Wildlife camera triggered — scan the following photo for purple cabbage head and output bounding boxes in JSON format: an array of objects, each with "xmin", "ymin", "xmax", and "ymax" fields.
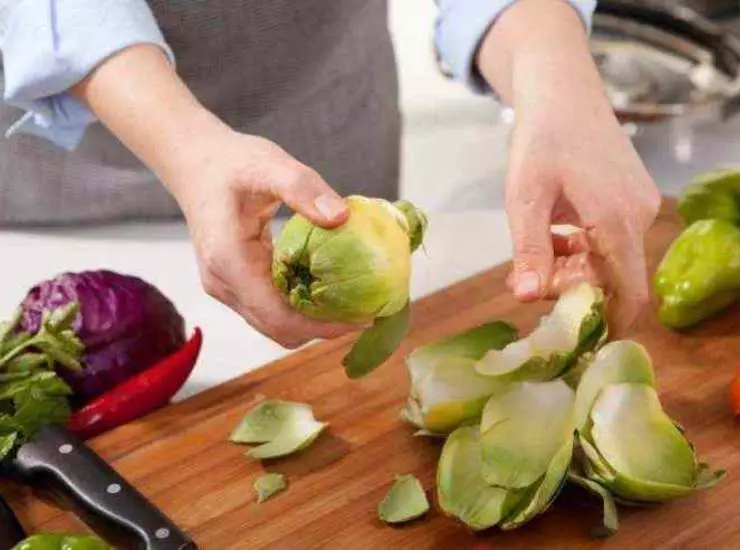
[{"xmin": 19, "ymin": 270, "xmax": 186, "ymax": 406}]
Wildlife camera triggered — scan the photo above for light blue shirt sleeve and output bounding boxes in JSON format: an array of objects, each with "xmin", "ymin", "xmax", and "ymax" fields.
[
  {"xmin": 434, "ymin": 0, "xmax": 597, "ymax": 96},
  {"xmin": 0, "ymin": 0, "xmax": 175, "ymax": 151}
]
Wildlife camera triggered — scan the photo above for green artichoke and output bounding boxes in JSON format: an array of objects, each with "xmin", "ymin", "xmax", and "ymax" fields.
[
  {"xmin": 273, "ymin": 195, "xmax": 426, "ymax": 323},
  {"xmin": 654, "ymin": 218, "xmax": 740, "ymax": 329},
  {"xmin": 272, "ymin": 195, "xmax": 428, "ymax": 378},
  {"xmin": 400, "ymin": 321, "xmax": 518, "ymax": 434},
  {"xmin": 474, "ymin": 282, "xmax": 606, "ymax": 382}
]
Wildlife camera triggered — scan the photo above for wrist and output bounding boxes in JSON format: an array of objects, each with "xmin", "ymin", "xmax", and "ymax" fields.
[
  {"xmin": 477, "ymin": 0, "xmax": 611, "ymax": 118},
  {"xmin": 71, "ymin": 44, "xmax": 233, "ymax": 195},
  {"xmin": 147, "ymin": 105, "xmax": 233, "ymax": 196}
]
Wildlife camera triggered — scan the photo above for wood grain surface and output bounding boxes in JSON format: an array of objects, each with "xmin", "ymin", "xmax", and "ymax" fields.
[{"xmin": 4, "ymin": 199, "xmax": 740, "ymax": 550}]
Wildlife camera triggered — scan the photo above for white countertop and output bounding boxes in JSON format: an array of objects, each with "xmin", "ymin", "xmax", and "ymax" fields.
[{"xmin": 0, "ymin": 210, "xmax": 513, "ymax": 401}]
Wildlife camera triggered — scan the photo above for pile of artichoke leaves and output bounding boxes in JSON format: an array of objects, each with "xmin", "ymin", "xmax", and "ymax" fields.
[{"xmin": 402, "ymin": 282, "xmax": 724, "ymax": 537}]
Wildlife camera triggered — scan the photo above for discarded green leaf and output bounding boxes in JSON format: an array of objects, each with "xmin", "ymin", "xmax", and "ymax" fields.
[
  {"xmin": 254, "ymin": 473, "xmax": 287, "ymax": 503},
  {"xmin": 437, "ymin": 425, "xmax": 521, "ymax": 531},
  {"xmin": 401, "ymin": 321, "xmax": 517, "ymax": 434},
  {"xmin": 229, "ymin": 400, "xmax": 327, "ymax": 460},
  {"xmin": 567, "ymin": 472, "xmax": 619, "ymax": 538},
  {"xmin": 480, "ymin": 380, "xmax": 575, "ymax": 489},
  {"xmin": 378, "ymin": 474, "xmax": 429, "ymax": 524},
  {"xmin": 573, "ymin": 340, "xmax": 655, "ymax": 430},
  {"xmin": 475, "ymin": 283, "xmax": 606, "ymax": 382},
  {"xmin": 342, "ymin": 301, "xmax": 411, "ymax": 379}
]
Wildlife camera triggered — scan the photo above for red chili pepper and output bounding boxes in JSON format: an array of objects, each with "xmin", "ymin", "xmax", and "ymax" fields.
[{"xmin": 67, "ymin": 327, "xmax": 203, "ymax": 440}]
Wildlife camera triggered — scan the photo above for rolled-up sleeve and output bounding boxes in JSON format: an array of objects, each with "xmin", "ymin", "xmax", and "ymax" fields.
[
  {"xmin": 0, "ymin": 0, "xmax": 175, "ymax": 150},
  {"xmin": 434, "ymin": 0, "xmax": 597, "ymax": 95}
]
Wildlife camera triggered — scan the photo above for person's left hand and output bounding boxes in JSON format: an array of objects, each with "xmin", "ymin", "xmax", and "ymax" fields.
[
  {"xmin": 472, "ymin": 0, "xmax": 663, "ymax": 337},
  {"xmin": 502, "ymin": 97, "xmax": 662, "ymax": 336}
]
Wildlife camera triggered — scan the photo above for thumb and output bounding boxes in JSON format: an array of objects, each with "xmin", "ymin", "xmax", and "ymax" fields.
[
  {"xmin": 275, "ymin": 163, "xmax": 349, "ymax": 229},
  {"xmin": 507, "ymin": 192, "xmax": 556, "ymax": 302}
]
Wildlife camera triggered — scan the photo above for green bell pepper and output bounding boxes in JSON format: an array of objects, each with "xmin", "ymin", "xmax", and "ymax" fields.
[
  {"xmin": 654, "ymin": 219, "xmax": 740, "ymax": 329},
  {"xmin": 678, "ymin": 168, "xmax": 740, "ymax": 226},
  {"xmin": 11, "ymin": 534, "xmax": 109, "ymax": 550}
]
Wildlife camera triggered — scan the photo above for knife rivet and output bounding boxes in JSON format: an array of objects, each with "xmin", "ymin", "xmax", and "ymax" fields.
[
  {"xmin": 58, "ymin": 444, "xmax": 73, "ymax": 454},
  {"xmin": 155, "ymin": 528, "xmax": 170, "ymax": 539},
  {"xmin": 107, "ymin": 483, "xmax": 121, "ymax": 494}
]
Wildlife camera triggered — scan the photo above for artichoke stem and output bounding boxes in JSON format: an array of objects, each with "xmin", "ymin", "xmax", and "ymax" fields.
[{"xmin": 394, "ymin": 200, "xmax": 428, "ymax": 252}]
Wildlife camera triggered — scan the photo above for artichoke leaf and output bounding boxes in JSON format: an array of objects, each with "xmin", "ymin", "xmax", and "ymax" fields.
[
  {"xmin": 229, "ymin": 400, "xmax": 327, "ymax": 460},
  {"xmin": 577, "ymin": 431, "xmax": 617, "ymax": 483},
  {"xmin": 567, "ymin": 472, "xmax": 619, "ymax": 539},
  {"xmin": 437, "ymin": 425, "xmax": 525, "ymax": 531},
  {"xmin": 254, "ymin": 473, "xmax": 287, "ymax": 503},
  {"xmin": 695, "ymin": 462, "xmax": 727, "ymax": 490},
  {"xmin": 573, "ymin": 340, "xmax": 655, "ymax": 431},
  {"xmin": 377, "ymin": 474, "xmax": 430, "ymax": 524},
  {"xmin": 500, "ymin": 437, "xmax": 575, "ymax": 530},
  {"xmin": 588, "ymin": 383, "xmax": 705, "ymax": 501},
  {"xmin": 401, "ymin": 321, "xmax": 517, "ymax": 433},
  {"xmin": 480, "ymin": 380, "xmax": 575, "ymax": 489},
  {"xmin": 475, "ymin": 283, "xmax": 605, "ymax": 382},
  {"xmin": 342, "ymin": 301, "xmax": 410, "ymax": 379}
]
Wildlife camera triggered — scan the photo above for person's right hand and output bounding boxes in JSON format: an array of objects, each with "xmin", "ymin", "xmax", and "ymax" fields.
[
  {"xmin": 165, "ymin": 126, "xmax": 359, "ymax": 348},
  {"xmin": 70, "ymin": 44, "xmax": 357, "ymax": 348}
]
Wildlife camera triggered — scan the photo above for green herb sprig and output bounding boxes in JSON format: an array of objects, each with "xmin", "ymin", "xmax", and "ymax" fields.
[{"xmin": 0, "ymin": 303, "xmax": 84, "ymax": 460}]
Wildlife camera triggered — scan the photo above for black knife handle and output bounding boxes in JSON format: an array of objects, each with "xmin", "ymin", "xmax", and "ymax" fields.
[{"xmin": 12, "ymin": 426, "xmax": 196, "ymax": 550}]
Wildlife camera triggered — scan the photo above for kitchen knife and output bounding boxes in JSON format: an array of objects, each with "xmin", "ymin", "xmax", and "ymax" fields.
[
  {"xmin": 0, "ymin": 493, "xmax": 26, "ymax": 550},
  {"xmin": 5, "ymin": 425, "xmax": 196, "ymax": 550}
]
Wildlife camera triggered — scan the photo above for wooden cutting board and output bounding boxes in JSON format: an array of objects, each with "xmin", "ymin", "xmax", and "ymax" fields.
[{"xmin": 4, "ymin": 199, "xmax": 740, "ymax": 550}]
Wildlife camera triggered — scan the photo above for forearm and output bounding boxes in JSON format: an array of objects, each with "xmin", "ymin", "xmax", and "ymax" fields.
[
  {"xmin": 476, "ymin": 0, "xmax": 613, "ymax": 122},
  {"xmin": 70, "ymin": 44, "xmax": 227, "ymax": 193}
]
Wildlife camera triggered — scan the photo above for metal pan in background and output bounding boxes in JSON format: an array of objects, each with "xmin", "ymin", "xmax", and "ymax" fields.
[{"xmin": 592, "ymin": 0, "xmax": 740, "ymax": 124}]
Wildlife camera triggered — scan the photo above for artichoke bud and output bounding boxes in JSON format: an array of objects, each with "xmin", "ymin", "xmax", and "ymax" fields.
[{"xmin": 272, "ymin": 196, "xmax": 427, "ymax": 324}]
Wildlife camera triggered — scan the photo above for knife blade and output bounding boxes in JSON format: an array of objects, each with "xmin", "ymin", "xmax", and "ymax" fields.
[{"xmin": 6, "ymin": 425, "xmax": 196, "ymax": 550}]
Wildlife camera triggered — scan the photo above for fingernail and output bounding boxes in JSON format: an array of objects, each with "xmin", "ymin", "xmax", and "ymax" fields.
[
  {"xmin": 314, "ymin": 195, "xmax": 346, "ymax": 220},
  {"xmin": 515, "ymin": 271, "xmax": 540, "ymax": 298}
]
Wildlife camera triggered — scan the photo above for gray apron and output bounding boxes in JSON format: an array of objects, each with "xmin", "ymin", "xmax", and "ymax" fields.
[{"xmin": 0, "ymin": 0, "xmax": 401, "ymax": 226}]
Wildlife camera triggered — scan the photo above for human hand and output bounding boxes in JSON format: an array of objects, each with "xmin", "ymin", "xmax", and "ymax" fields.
[
  {"xmin": 474, "ymin": 0, "xmax": 662, "ymax": 336},
  {"xmin": 167, "ymin": 126, "xmax": 359, "ymax": 348},
  {"xmin": 503, "ymin": 99, "xmax": 661, "ymax": 336},
  {"xmin": 71, "ymin": 44, "xmax": 357, "ymax": 348}
]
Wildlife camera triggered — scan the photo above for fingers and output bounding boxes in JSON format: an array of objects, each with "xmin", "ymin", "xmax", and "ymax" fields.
[
  {"xmin": 586, "ymin": 220, "xmax": 649, "ymax": 337},
  {"xmin": 506, "ymin": 232, "xmax": 599, "ymax": 298},
  {"xmin": 272, "ymin": 162, "xmax": 349, "ymax": 229},
  {"xmin": 552, "ymin": 231, "xmax": 589, "ymax": 256},
  {"xmin": 506, "ymin": 186, "xmax": 558, "ymax": 302},
  {"xmin": 198, "ymin": 208, "xmax": 358, "ymax": 349},
  {"xmin": 547, "ymin": 253, "xmax": 605, "ymax": 299}
]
